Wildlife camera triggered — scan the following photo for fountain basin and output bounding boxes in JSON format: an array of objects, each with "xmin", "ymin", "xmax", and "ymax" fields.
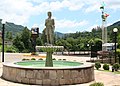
[
  {"xmin": 14, "ymin": 60, "xmax": 83, "ymax": 67},
  {"xmin": 2, "ymin": 61, "xmax": 94, "ymax": 85}
]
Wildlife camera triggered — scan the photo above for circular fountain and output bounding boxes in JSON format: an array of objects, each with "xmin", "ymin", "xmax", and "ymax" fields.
[
  {"xmin": 2, "ymin": 45, "xmax": 94, "ymax": 85},
  {"xmin": 2, "ymin": 61, "xmax": 94, "ymax": 85},
  {"xmin": 2, "ymin": 12, "xmax": 94, "ymax": 85}
]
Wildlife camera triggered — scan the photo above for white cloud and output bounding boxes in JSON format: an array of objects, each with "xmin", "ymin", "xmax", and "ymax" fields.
[
  {"xmin": 56, "ymin": 19, "xmax": 88, "ymax": 29},
  {"xmin": 88, "ymin": 24, "xmax": 99, "ymax": 32},
  {"xmin": 107, "ymin": 1, "xmax": 120, "ymax": 10},
  {"xmin": 0, "ymin": 0, "xmax": 34, "ymax": 24},
  {"xmin": 62, "ymin": 0, "xmax": 84, "ymax": 11},
  {"xmin": 64, "ymin": 30, "xmax": 76, "ymax": 33},
  {"xmin": 0, "ymin": 0, "xmax": 119, "ymax": 26},
  {"xmin": 84, "ymin": 0, "xmax": 120, "ymax": 12},
  {"xmin": 85, "ymin": 3, "xmax": 100, "ymax": 13}
]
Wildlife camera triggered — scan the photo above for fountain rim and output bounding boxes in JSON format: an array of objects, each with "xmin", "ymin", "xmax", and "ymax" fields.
[{"xmin": 3, "ymin": 61, "xmax": 94, "ymax": 70}]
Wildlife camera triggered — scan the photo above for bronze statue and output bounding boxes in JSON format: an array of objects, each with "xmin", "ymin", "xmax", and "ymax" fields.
[{"xmin": 44, "ymin": 11, "xmax": 55, "ymax": 45}]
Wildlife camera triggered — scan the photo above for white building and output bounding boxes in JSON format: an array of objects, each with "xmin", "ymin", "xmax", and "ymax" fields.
[{"xmin": 102, "ymin": 43, "xmax": 117, "ymax": 51}]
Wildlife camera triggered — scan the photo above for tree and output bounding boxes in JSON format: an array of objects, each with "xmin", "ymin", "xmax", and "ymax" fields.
[
  {"xmin": 118, "ymin": 32, "xmax": 120, "ymax": 48},
  {"xmin": 41, "ymin": 29, "xmax": 47, "ymax": 45},
  {"xmin": 13, "ymin": 27, "xmax": 33, "ymax": 52},
  {"xmin": 21, "ymin": 27, "xmax": 32, "ymax": 51},
  {"xmin": 6, "ymin": 31, "xmax": 12, "ymax": 40},
  {"xmin": 94, "ymin": 38, "xmax": 102, "ymax": 51},
  {"xmin": 36, "ymin": 37, "xmax": 42, "ymax": 46},
  {"xmin": 13, "ymin": 34, "xmax": 25, "ymax": 52}
]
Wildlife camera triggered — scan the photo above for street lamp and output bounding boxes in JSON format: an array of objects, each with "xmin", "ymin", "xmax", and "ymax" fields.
[
  {"xmin": 2, "ymin": 20, "xmax": 6, "ymax": 62},
  {"xmin": 31, "ymin": 24, "xmax": 39, "ymax": 55},
  {"xmin": 87, "ymin": 44, "xmax": 90, "ymax": 54},
  {"xmin": 113, "ymin": 28, "xmax": 118, "ymax": 63}
]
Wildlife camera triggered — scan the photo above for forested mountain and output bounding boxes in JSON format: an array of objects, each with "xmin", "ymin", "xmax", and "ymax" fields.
[
  {"xmin": 0, "ymin": 19, "xmax": 24, "ymax": 36},
  {"xmin": 0, "ymin": 18, "xmax": 120, "ymax": 52},
  {"xmin": 55, "ymin": 32, "xmax": 64, "ymax": 38},
  {"xmin": 0, "ymin": 18, "xmax": 120, "ymax": 40},
  {"xmin": 110, "ymin": 21, "xmax": 120, "ymax": 27}
]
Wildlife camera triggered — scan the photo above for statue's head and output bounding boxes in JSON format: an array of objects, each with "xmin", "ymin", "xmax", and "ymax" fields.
[{"xmin": 47, "ymin": 11, "xmax": 52, "ymax": 18}]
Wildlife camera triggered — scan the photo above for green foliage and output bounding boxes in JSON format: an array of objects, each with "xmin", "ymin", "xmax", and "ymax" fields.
[
  {"xmin": 13, "ymin": 27, "xmax": 33, "ymax": 53},
  {"xmin": 55, "ymin": 31, "xmax": 102, "ymax": 51},
  {"xmin": 0, "ymin": 21, "xmax": 24, "ymax": 36},
  {"xmin": 94, "ymin": 38, "xmax": 102, "ymax": 51},
  {"xmin": 4, "ymin": 46, "xmax": 18, "ymax": 53},
  {"xmin": 22, "ymin": 58, "xmax": 30, "ymax": 61},
  {"xmin": 58, "ymin": 59, "xmax": 62, "ymax": 60},
  {"xmin": 89, "ymin": 82, "xmax": 104, "ymax": 86},
  {"xmin": 22, "ymin": 58, "xmax": 26, "ymax": 61},
  {"xmin": 6, "ymin": 31, "xmax": 12, "ymax": 40},
  {"xmin": 63, "ymin": 59, "xmax": 66, "ymax": 61},
  {"xmin": 31, "ymin": 58, "xmax": 36, "ymax": 60},
  {"xmin": 52, "ymin": 58, "xmax": 56, "ymax": 60},
  {"xmin": 22, "ymin": 49, "xmax": 30, "ymax": 53},
  {"xmin": 38, "ymin": 58, "xmax": 43, "ymax": 60},
  {"xmin": 103, "ymin": 64, "xmax": 109, "ymax": 70},
  {"xmin": 118, "ymin": 32, "xmax": 120, "ymax": 48},
  {"xmin": 41, "ymin": 29, "xmax": 47, "ymax": 44},
  {"xmin": 113, "ymin": 63, "xmax": 120, "ymax": 71},
  {"xmin": 1, "ymin": 19, "xmax": 119, "ymax": 53},
  {"xmin": 21, "ymin": 27, "xmax": 32, "ymax": 50},
  {"xmin": 116, "ymin": 49, "xmax": 120, "ymax": 56},
  {"xmin": 36, "ymin": 37, "xmax": 42, "ymax": 46},
  {"xmin": 95, "ymin": 62, "xmax": 101, "ymax": 70}
]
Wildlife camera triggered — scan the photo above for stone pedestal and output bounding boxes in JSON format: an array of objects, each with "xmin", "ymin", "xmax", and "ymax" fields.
[{"xmin": 45, "ymin": 52, "xmax": 53, "ymax": 67}]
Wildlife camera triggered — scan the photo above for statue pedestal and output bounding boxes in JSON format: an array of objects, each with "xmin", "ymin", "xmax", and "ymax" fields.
[
  {"xmin": 45, "ymin": 52, "xmax": 53, "ymax": 67},
  {"xmin": 36, "ymin": 46, "xmax": 64, "ymax": 67}
]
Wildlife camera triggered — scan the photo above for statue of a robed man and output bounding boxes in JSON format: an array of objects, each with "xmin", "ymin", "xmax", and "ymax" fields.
[{"xmin": 44, "ymin": 11, "xmax": 55, "ymax": 45}]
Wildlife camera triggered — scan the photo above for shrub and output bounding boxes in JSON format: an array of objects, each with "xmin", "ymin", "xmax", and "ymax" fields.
[
  {"xmin": 52, "ymin": 58, "xmax": 56, "ymax": 60},
  {"xmin": 95, "ymin": 62, "xmax": 101, "ymax": 70},
  {"xmin": 89, "ymin": 82, "xmax": 104, "ymax": 86},
  {"xmin": 22, "ymin": 49, "xmax": 30, "ymax": 53},
  {"xmin": 26, "ymin": 59, "xmax": 30, "ymax": 60},
  {"xmin": 103, "ymin": 64, "xmax": 109, "ymax": 70},
  {"xmin": 22, "ymin": 58, "xmax": 26, "ymax": 61},
  {"xmin": 113, "ymin": 63, "xmax": 120, "ymax": 71},
  {"xmin": 63, "ymin": 59, "xmax": 66, "ymax": 61},
  {"xmin": 5, "ymin": 46, "xmax": 18, "ymax": 53},
  {"xmin": 58, "ymin": 59, "xmax": 62, "ymax": 60},
  {"xmin": 31, "ymin": 52, "xmax": 38, "ymax": 55},
  {"xmin": 31, "ymin": 58, "xmax": 36, "ymax": 60},
  {"xmin": 38, "ymin": 58, "xmax": 43, "ymax": 60},
  {"xmin": 116, "ymin": 49, "xmax": 120, "ymax": 56},
  {"xmin": 22, "ymin": 58, "xmax": 30, "ymax": 61}
]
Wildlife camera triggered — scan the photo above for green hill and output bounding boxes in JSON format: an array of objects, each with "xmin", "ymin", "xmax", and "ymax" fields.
[
  {"xmin": 0, "ymin": 19, "xmax": 24, "ymax": 36},
  {"xmin": 0, "ymin": 19, "xmax": 120, "ymax": 39}
]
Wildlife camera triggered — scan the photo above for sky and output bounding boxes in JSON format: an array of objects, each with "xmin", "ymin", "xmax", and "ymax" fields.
[{"xmin": 0, "ymin": 0, "xmax": 120, "ymax": 33}]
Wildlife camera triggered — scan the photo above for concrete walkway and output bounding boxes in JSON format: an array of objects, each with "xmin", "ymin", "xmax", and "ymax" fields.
[{"xmin": 0, "ymin": 53, "xmax": 120, "ymax": 86}]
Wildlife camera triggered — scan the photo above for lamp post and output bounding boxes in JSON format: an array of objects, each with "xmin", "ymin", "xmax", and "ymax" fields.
[
  {"xmin": 87, "ymin": 44, "xmax": 89, "ymax": 54},
  {"xmin": 113, "ymin": 28, "xmax": 118, "ymax": 63},
  {"xmin": 2, "ymin": 20, "xmax": 6, "ymax": 62},
  {"xmin": 31, "ymin": 24, "xmax": 39, "ymax": 55}
]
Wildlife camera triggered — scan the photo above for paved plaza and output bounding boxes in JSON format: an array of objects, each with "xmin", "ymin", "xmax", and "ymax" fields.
[{"xmin": 0, "ymin": 53, "xmax": 120, "ymax": 86}]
